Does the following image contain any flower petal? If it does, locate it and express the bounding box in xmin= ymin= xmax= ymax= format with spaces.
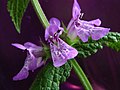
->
xmin=24 ymin=42 xmax=40 ymax=49
xmin=59 ymin=39 xmax=78 ymax=59
xmin=36 ymin=57 xmax=44 ymax=68
xmin=72 ymin=0 xmax=81 ymax=19
xmin=68 ymin=25 xmax=78 ymax=40
xmin=45 ymin=24 xmax=59 ymax=41
xmin=45 ymin=26 xmax=50 ymax=41
xmin=12 ymin=42 xmax=44 ymax=80
xmin=12 ymin=43 xmax=26 ymax=50
xmin=50 ymin=43 xmax=67 ymax=67
xmin=32 ymin=48 xmax=43 ymax=58
xmin=50 ymin=39 xmax=78 ymax=67
xmin=13 ymin=68 xmax=29 ymax=81
xmin=88 ymin=19 xmax=101 ymax=26
xmin=67 ymin=18 xmax=75 ymax=30
xmin=77 ymin=28 xmax=90 ymax=42
xmin=49 ymin=18 xmax=61 ymax=27
xmin=90 ymin=27 xmax=110 ymax=40
xmin=25 ymin=55 xmax=37 ymax=71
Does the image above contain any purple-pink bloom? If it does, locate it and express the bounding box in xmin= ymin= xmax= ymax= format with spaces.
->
xmin=67 ymin=0 xmax=110 ymax=42
xmin=45 ymin=18 xmax=78 ymax=67
xmin=12 ymin=42 xmax=44 ymax=80
xmin=45 ymin=18 xmax=63 ymax=42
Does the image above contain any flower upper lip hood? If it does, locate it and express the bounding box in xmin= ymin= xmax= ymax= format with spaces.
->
xmin=12 ymin=42 xmax=44 ymax=80
xmin=45 ymin=18 xmax=78 ymax=67
xmin=67 ymin=0 xmax=110 ymax=42
xmin=45 ymin=18 xmax=63 ymax=42
xmin=72 ymin=0 xmax=81 ymax=20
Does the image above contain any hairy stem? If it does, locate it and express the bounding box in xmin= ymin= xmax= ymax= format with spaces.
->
xmin=31 ymin=0 xmax=93 ymax=90
xmin=31 ymin=0 xmax=49 ymax=28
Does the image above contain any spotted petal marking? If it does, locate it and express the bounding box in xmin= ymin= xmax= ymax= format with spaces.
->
xmin=90 ymin=27 xmax=110 ymax=40
xmin=77 ymin=28 xmax=90 ymax=42
xmin=76 ymin=20 xmax=110 ymax=42
xmin=50 ymin=38 xmax=78 ymax=67
xmin=25 ymin=55 xmax=37 ymax=71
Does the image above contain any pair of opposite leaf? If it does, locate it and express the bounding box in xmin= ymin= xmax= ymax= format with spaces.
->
xmin=12 ymin=0 xmax=110 ymax=80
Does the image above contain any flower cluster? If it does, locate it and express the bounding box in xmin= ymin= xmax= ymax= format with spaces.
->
xmin=12 ymin=0 xmax=110 ymax=80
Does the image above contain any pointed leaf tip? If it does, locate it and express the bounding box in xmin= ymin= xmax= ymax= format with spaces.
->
xmin=7 ymin=0 xmax=30 ymax=33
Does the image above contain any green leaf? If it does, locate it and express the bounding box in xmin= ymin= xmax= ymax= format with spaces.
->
xmin=103 ymin=32 xmax=120 ymax=51
xmin=73 ymin=32 xmax=120 ymax=58
xmin=106 ymin=42 xmax=120 ymax=51
xmin=73 ymin=40 xmax=103 ymax=58
xmin=7 ymin=0 xmax=30 ymax=33
xmin=30 ymin=62 xmax=72 ymax=90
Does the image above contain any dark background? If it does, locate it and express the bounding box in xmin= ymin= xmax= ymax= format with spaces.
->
xmin=0 ymin=0 xmax=120 ymax=90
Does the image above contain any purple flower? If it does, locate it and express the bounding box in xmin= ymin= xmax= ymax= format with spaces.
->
xmin=45 ymin=18 xmax=78 ymax=67
xmin=45 ymin=18 xmax=63 ymax=42
xmin=12 ymin=42 xmax=44 ymax=80
xmin=67 ymin=0 xmax=110 ymax=42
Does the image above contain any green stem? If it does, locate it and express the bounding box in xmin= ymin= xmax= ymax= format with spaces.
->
xmin=70 ymin=59 xmax=93 ymax=90
xmin=31 ymin=0 xmax=49 ymax=28
xmin=31 ymin=0 xmax=93 ymax=90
